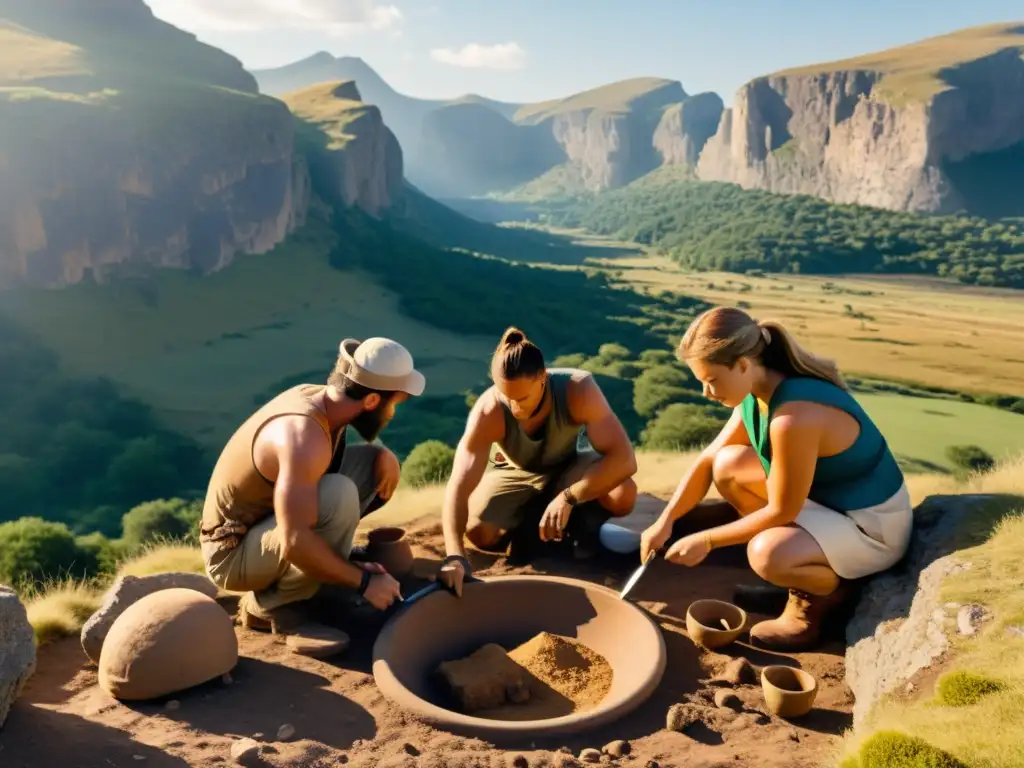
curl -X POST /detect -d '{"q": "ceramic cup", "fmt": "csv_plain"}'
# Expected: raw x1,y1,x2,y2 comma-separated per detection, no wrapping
685,599,747,649
760,665,818,719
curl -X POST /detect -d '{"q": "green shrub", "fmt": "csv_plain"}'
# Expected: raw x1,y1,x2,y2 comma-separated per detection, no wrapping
640,403,727,451
74,532,123,575
121,498,200,550
841,730,967,768
0,517,97,586
945,445,996,474
402,440,457,488
633,364,697,418
934,670,1005,707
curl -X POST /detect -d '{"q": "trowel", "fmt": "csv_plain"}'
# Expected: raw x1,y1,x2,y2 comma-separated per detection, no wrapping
619,551,655,600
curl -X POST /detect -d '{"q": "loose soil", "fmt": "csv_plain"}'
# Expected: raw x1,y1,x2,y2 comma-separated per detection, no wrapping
0,507,855,768
463,632,614,722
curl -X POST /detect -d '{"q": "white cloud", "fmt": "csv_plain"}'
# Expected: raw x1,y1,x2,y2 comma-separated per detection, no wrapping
145,0,402,38
430,42,526,70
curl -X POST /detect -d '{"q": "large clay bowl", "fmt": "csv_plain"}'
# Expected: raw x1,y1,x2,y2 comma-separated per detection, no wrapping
685,599,747,649
761,665,818,719
372,575,667,739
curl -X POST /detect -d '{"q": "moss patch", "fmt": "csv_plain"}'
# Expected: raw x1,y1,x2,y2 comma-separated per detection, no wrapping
841,730,968,768
934,670,1006,707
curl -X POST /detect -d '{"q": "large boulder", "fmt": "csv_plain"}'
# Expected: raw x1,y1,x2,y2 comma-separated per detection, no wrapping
81,572,218,664
845,494,991,728
98,588,237,701
1,586,37,729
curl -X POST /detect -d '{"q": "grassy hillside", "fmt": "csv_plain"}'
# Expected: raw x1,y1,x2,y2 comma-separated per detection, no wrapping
774,21,1024,105
514,77,683,124
540,173,1024,288
281,80,373,150
590,251,1024,396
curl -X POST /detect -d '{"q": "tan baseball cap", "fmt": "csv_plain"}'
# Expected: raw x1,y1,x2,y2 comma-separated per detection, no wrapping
336,337,425,396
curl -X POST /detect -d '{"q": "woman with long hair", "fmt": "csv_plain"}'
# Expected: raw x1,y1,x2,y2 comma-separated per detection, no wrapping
641,306,913,651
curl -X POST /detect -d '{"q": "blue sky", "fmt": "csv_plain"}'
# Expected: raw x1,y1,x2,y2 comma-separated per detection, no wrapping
146,0,1023,104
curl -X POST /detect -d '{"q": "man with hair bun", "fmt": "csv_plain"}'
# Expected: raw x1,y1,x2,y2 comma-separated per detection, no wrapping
438,327,640,596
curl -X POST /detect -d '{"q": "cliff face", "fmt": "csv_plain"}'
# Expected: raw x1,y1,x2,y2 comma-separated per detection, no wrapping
653,92,725,166
282,81,403,217
697,32,1024,213
0,4,400,289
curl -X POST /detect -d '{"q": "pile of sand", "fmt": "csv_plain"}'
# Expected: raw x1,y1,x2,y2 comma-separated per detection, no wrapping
437,632,613,721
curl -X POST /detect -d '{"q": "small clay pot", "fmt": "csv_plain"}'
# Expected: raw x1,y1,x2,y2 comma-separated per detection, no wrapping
760,665,818,719
366,527,414,579
685,599,747,649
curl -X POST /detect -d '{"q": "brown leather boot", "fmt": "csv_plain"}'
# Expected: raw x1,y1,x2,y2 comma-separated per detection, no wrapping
747,581,853,652
237,592,351,659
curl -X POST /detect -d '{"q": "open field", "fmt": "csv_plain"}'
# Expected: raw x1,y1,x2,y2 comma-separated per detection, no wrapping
582,247,1024,397
0,219,495,452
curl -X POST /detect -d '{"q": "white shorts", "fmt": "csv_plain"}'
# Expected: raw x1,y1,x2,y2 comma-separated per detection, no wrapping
795,483,914,580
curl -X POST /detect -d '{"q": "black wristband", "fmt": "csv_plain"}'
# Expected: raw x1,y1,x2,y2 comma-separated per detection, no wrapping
563,486,579,506
442,554,472,574
357,569,372,596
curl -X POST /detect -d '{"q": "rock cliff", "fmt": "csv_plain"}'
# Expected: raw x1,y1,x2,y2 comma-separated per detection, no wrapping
0,3,401,289
653,92,725,167
697,23,1024,214
282,81,403,216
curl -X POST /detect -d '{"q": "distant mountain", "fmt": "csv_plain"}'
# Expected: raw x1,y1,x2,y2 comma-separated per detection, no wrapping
254,56,723,199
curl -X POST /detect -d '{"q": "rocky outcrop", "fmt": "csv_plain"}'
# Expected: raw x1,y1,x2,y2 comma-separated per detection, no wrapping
845,493,993,729
653,92,724,166
1,586,36,729
0,89,309,288
697,40,1024,213
283,81,404,216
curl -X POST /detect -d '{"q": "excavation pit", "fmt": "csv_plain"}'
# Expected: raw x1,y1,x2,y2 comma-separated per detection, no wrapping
371,575,667,739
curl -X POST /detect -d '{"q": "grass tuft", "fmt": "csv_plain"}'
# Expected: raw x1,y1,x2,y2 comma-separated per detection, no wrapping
934,671,1005,707
840,730,968,768
23,579,103,645
116,541,206,578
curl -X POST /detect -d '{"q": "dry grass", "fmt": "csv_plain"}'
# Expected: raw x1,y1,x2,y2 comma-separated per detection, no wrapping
0,21,90,85
116,542,205,578
599,251,1024,396
282,79,374,150
514,77,679,124
773,21,1024,105
23,579,103,646
838,453,1024,768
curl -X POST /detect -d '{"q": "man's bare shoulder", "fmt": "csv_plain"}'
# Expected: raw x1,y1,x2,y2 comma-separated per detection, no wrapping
254,414,332,480
464,388,505,443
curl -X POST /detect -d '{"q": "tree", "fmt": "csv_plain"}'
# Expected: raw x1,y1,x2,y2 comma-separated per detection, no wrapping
633,365,698,418
121,498,200,550
640,403,727,451
945,445,996,474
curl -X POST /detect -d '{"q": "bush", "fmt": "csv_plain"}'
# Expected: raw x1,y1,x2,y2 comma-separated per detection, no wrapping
934,670,1004,707
945,445,996,474
402,440,457,488
0,517,98,586
121,498,200,550
640,403,727,451
840,730,967,768
633,364,697,418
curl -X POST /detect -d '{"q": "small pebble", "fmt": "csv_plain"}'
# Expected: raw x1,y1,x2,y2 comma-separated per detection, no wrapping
222,672,234,685
580,748,602,763
277,724,295,741
164,700,180,712
230,737,260,764
905,682,916,694
602,740,630,757
402,743,420,756
714,689,743,711
511,755,529,768
252,733,264,739
133,757,146,762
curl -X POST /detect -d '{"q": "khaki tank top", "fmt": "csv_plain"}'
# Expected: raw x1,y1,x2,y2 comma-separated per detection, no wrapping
492,369,584,473
200,384,346,552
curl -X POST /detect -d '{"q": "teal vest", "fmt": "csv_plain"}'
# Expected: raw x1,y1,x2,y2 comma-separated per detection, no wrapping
740,377,904,512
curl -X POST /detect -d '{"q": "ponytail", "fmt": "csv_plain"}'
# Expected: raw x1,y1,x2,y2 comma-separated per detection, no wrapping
758,320,847,390
491,326,545,381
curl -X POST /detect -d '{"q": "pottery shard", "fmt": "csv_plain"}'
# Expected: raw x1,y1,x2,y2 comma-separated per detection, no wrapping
1,586,37,729
579,748,602,763
436,643,531,713
81,572,218,663
714,689,743,711
717,658,756,686
666,702,703,733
